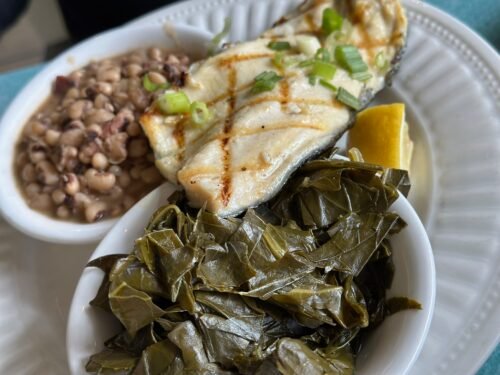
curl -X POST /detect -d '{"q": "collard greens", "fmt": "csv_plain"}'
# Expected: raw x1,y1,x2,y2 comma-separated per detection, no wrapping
86,156,420,374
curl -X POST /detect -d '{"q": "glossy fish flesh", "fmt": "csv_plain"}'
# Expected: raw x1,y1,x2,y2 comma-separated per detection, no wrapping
140,0,407,216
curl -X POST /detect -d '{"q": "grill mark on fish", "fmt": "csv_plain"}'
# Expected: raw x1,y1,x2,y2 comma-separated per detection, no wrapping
173,117,188,161
207,82,254,106
186,96,344,157
206,71,302,106
243,96,344,111
182,122,327,178
218,53,274,67
279,77,290,111
220,66,237,206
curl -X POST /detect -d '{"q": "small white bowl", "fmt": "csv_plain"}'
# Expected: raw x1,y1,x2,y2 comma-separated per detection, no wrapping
0,24,211,244
66,182,436,375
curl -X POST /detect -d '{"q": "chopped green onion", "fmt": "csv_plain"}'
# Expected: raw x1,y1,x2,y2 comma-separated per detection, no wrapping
322,8,343,35
208,17,231,55
250,71,283,95
312,60,336,80
308,74,318,86
283,55,302,67
336,87,361,110
335,45,369,73
296,35,321,57
298,59,315,68
319,79,338,92
274,54,303,69
190,101,212,126
157,91,191,115
351,71,373,82
375,51,389,72
142,74,170,92
314,47,331,62
268,41,291,51
272,51,288,69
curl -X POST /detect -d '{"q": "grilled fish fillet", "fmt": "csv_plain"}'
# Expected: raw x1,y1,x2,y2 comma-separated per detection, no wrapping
141,0,407,216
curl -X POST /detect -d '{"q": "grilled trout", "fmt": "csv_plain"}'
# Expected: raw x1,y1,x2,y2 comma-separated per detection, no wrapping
141,0,407,216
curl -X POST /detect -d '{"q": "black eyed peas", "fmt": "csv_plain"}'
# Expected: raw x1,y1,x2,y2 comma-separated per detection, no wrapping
15,47,190,222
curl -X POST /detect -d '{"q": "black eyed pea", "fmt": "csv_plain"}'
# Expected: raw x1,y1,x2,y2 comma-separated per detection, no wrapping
148,71,167,84
86,124,103,139
97,67,121,83
29,193,53,211
56,205,71,219
60,127,86,147
148,47,163,62
95,82,113,96
45,129,61,146
84,201,108,223
21,163,37,183
74,192,91,209
84,108,114,125
62,173,80,195
91,152,109,170
104,132,128,164
25,182,42,197
68,99,92,120
51,189,67,205
35,160,59,186
27,121,48,137
94,93,111,109
85,168,116,193
28,143,47,164
126,63,143,77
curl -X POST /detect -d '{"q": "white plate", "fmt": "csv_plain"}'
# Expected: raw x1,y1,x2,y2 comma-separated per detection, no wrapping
0,0,498,374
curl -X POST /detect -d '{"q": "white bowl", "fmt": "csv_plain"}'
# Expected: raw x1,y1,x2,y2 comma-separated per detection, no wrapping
66,182,436,375
0,24,211,244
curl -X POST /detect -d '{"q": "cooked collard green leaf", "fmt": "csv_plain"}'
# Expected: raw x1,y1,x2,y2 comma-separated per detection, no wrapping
86,158,419,374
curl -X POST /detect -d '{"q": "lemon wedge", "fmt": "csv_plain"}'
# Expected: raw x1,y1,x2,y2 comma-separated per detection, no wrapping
347,103,414,171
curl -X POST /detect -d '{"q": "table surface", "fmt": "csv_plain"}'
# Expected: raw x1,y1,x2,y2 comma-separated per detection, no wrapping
0,1,499,374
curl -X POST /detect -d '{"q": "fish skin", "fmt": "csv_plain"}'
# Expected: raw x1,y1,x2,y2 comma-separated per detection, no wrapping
140,0,407,217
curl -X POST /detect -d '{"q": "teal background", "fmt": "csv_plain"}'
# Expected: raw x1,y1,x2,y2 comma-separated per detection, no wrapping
0,1,498,374
426,0,500,50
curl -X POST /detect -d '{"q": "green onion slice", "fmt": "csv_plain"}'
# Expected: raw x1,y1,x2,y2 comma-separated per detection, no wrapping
314,47,331,62
351,71,373,82
335,45,369,73
308,74,318,86
268,41,291,51
298,59,315,68
190,101,212,126
208,17,231,55
312,60,336,80
296,35,321,56
250,71,283,95
375,51,389,72
322,8,343,35
157,91,191,115
319,79,338,92
142,74,170,92
337,87,361,110
273,51,286,69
